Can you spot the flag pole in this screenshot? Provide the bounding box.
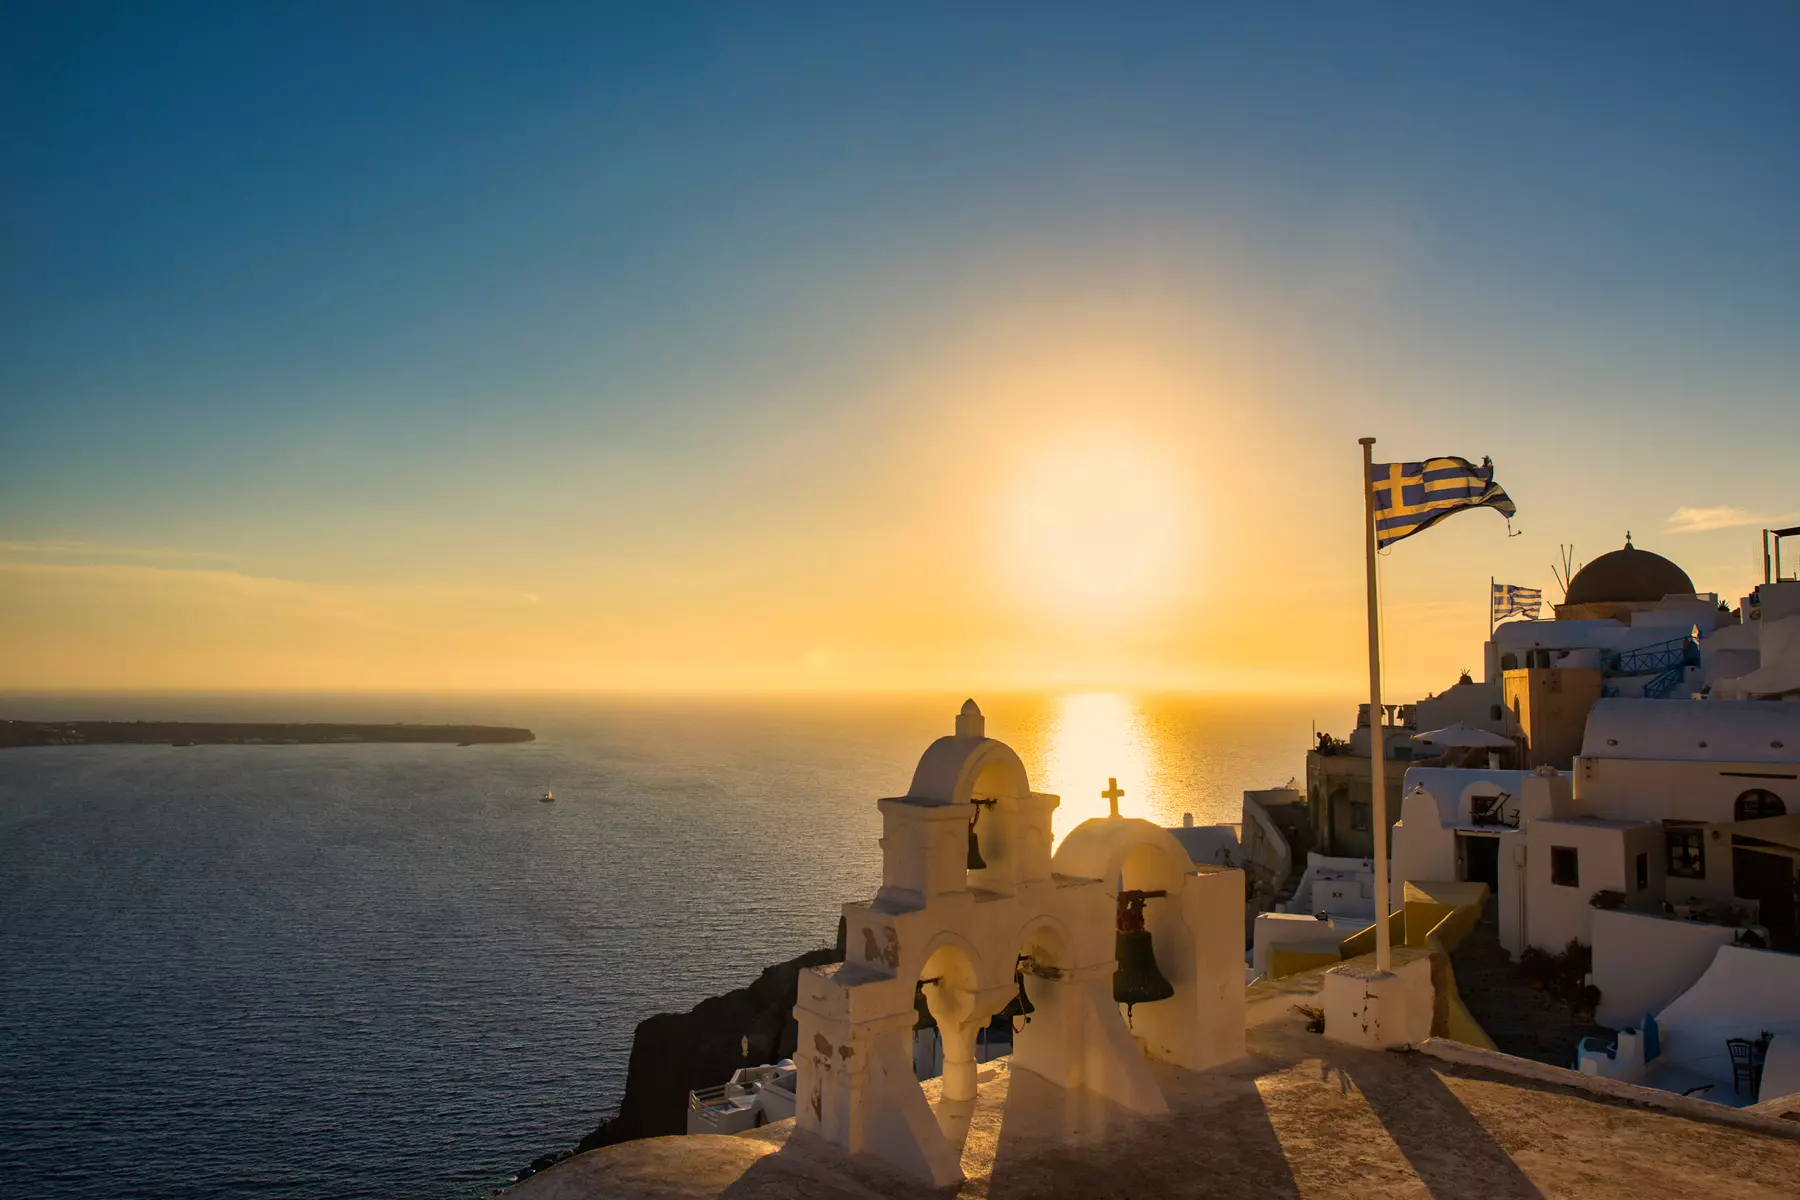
[1359,437,1392,973]
[1489,576,1495,640]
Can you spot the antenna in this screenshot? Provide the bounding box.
[1551,545,1568,597]
[1550,543,1580,599]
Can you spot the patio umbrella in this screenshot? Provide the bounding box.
[1411,723,1514,750]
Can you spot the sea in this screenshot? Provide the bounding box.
[0,691,1344,1199]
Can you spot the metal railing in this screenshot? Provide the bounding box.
[1604,636,1698,677]
[688,1083,740,1111]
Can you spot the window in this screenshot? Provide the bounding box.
[1551,846,1580,888]
[1489,704,1503,721]
[1500,653,1519,670]
[1735,789,1787,822]
[1667,827,1706,879]
[1635,852,1648,891]
[1350,801,1371,832]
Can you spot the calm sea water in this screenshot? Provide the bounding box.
[0,691,1338,1199]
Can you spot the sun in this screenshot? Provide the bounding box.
[1001,438,1190,619]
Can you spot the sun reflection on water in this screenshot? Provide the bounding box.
[1039,693,1159,844]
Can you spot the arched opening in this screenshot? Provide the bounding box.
[1500,652,1519,670]
[953,743,1041,892]
[966,759,1019,883]
[1735,789,1787,822]
[1004,918,1074,1085]
[912,939,983,1097]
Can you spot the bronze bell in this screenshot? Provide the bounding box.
[1112,929,1175,1016]
[1112,889,1174,1020]
[966,815,988,871]
[997,962,1035,1028]
[913,979,937,1032]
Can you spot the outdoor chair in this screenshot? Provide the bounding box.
[1726,1038,1757,1095]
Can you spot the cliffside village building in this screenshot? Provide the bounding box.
[1308,539,1798,864]
[1272,537,1800,1106]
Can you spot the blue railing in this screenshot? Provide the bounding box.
[1605,636,1699,677]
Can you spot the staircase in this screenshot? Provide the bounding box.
[1643,664,1689,699]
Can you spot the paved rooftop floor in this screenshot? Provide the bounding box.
[513,1006,1800,1199]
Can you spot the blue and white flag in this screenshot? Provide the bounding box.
[1492,582,1542,623]
[1370,456,1516,549]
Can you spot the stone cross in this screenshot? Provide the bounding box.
[1102,777,1124,818]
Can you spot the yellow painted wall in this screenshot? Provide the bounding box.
[1267,949,1342,980]
[1503,667,1603,769]
[1403,880,1489,949]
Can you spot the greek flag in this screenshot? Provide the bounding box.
[1492,582,1542,623]
[1370,456,1516,549]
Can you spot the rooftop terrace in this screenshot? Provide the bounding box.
[511,980,1800,1199]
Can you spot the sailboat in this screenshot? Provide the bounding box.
[540,789,555,803]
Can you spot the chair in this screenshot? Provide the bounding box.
[1726,1038,1757,1095]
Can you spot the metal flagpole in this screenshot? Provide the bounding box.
[1359,437,1392,972]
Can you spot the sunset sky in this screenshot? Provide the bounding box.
[3,5,1797,696]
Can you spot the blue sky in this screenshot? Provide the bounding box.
[3,4,1797,690]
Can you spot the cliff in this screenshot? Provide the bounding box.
[574,944,844,1152]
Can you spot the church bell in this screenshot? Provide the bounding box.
[997,960,1035,1029]
[914,979,938,1032]
[1112,890,1174,1020]
[1112,929,1175,1016]
[966,800,993,871]
[966,819,987,871]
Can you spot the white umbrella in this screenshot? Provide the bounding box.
[1411,723,1514,750]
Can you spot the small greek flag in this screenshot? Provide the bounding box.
[1492,582,1542,623]
[1370,456,1516,549]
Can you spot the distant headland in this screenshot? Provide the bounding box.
[0,720,535,748]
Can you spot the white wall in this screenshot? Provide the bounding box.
[1414,680,1506,733]
[1523,820,1633,953]
[1286,853,1379,917]
[1590,908,1737,1029]
[1580,699,1800,768]
[1630,595,1720,633]
[1168,823,1240,869]
[1498,835,1528,956]
[1576,757,1800,827]
[1755,580,1800,623]
[1390,787,1453,890]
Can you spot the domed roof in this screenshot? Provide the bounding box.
[1565,539,1694,605]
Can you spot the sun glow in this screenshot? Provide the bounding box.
[1001,438,1190,619]
[1040,692,1157,842]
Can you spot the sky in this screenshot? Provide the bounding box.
[3,4,1798,697]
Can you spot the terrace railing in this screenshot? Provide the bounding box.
[1603,636,1699,678]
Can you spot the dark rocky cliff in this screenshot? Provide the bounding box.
[575,944,844,1152]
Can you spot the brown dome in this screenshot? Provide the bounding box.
[1565,541,1694,605]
